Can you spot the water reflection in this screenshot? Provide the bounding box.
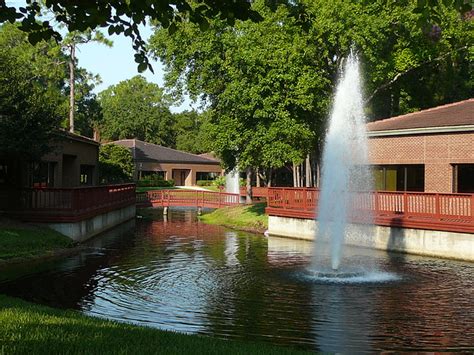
[0,209,473,352]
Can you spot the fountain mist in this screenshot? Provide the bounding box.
[314,52,373,272]
[225,169,240,195]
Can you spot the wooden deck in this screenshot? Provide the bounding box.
[266,188,474,234]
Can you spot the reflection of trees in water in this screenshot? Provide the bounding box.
[370,258,474,351]
[200,231,316,349]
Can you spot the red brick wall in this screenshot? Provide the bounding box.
[368,132,474,193]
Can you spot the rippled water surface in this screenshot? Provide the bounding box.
[1,209,473,352]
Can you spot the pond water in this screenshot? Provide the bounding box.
[1,209,473,352]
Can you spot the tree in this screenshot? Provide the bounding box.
[62,30,112,133]
[98,144,134,184]
[0,23,65,160]
[98,76,175,145]
[0,0,262,72]
[172,110,210,153]
[149,1,326,200]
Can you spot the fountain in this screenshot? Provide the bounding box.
[225,169,240,194]
[311,52,374,278]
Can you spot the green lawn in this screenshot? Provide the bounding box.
[0,294,309,354]
[0,227,73,260]
[136,186,178,193]
[199,203,268,233]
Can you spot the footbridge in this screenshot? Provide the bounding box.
[136,189,241,209]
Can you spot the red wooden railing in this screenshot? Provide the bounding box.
[266,187,474,234]
[239,187,269,198]
[137,189,240,209]
[8,184,136,223]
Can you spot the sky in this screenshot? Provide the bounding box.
[7,0,194,113]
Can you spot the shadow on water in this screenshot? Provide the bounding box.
[386,216,408,266]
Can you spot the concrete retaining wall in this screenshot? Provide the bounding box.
[47,205,136,242]
[268,215,474,262]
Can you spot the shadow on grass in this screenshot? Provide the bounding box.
[246,202,267,216]
[0,295,309,355]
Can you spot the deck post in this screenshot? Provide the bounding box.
[163,206,168,215]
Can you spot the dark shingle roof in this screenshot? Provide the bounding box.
[112,139,220,165]
[367,98,474,132]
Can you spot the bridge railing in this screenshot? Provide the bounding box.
[6,184,136,222]
[137,189,240,208]
[266,187,474,233]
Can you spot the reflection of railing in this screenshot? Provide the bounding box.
[266,187,474,233]
[9,184,136,222]
[137,189,240,209]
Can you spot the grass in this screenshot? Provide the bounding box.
[199,203,268,233]
[0,227,73,260]
[0,294,309,354]
[136,186,177,193]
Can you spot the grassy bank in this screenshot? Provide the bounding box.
[0,226,73,261]
[136,186,178,193]
[0,294,308,354]
[200,203,268,233]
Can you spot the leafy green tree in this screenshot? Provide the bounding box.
[172,110,211,153]
[0,23,65,160]
[0,0,261,72]
[150,2,322,199]
[62,30,112,133]
[99,76,175,145]
[98,144,134,184]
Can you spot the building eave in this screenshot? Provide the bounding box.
[367,125,474,137]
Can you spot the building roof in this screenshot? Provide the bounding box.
[367,99,474,135]
[112,139,221,165]
[56,129,100,146]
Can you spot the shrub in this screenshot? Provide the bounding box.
[99,144,134,184]
[212,176,226,187]
[196,180,213,186]
[137,175,174,187]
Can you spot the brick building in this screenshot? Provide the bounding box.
[367,98,474,193]
[112,139,222,186]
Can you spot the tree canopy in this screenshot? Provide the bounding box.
[0,0,261,72]
[149,0,473,175]
[98,75,175,146]
[98,144,134,184]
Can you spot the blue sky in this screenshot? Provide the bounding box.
[7,0,193,112]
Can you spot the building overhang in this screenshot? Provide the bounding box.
[367,125,474,138]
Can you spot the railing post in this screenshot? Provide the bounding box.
[435,193,440,221]
[403,192,408,216]
[303,188,307,211]
[374,191,379,216]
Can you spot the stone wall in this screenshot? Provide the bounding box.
[268,215,474,262]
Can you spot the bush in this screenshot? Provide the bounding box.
[196,180,213,186]
[212,176,226,187]
[99,144,134,184]
[137,175,174,187]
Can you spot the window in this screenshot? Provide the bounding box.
[373,165,424,192]
[453,164,474,193]
[80,165,94,186]
[31,161,56,187]
[139,170,165,179]
[196,172,219,181]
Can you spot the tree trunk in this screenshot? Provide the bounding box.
[256,168,261,187]
[292,163,297,187]
[305,154,311,187]
[245,168,253,204]
[296,164,301,187]
[69,43,75,133]
[266,168,273,187]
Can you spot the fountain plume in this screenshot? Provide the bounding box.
[314,52,373,272]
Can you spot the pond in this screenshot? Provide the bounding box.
[1,209,473,352]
